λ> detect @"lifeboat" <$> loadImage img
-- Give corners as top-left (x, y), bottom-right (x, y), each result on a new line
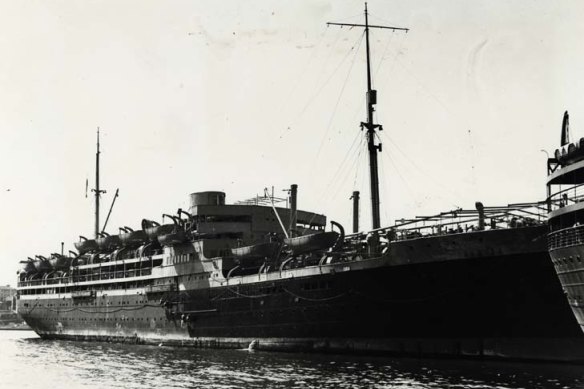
top-left (142, 219), bottom-right (176, 242)
top-left (72, 256), bottom-right (88, 266)
top-left (158, 230), bottom-right (187, 246)
top-left (33, 257), bottom-right (52, 273)
top-left (19, 259), bottom-right (37, 274)
top-left (96, 234), bottom-right (121, 251)
top-left (119, 229), bottom-right (148, 247)
top-left (231, 242), bottom-right (281, 259)
top-left (284, 231), bottom-right (340, 255)
top-left (48, 254), bottom-right (72, 270)
top-left (74, 236), bottom-right (98, 254)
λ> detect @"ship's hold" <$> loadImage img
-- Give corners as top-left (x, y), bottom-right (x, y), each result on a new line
top-left (231, 242), bottom-right (281, 259)
top-left (284, 231), bottom-right (339, 255)
top-left (74, 236), bottom-right (98, 254)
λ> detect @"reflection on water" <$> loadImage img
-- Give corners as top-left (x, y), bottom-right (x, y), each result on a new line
top-left (0, 331), bottom-right (583, 389)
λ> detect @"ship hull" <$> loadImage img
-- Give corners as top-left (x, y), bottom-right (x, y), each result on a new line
top-left (38, 334), bottom-right (584, 363)
top-left (18, 227), bottom-right (584, 362)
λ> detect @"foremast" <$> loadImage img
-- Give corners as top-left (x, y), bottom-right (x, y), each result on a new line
top-left (328, 3), bottom-right (408, 229)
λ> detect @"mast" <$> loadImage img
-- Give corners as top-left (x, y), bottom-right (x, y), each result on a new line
top-left (92, 128), bottom-right (106, 238)
top-left (328, 3), bottom-right (408, 229)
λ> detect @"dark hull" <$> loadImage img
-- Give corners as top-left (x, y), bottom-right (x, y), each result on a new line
top-left (18, 226), bottom-right (584, 362)
top-left (548, 238), bottom-right (584, 333)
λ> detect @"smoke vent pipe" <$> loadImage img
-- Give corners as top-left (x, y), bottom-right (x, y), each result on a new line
top-left (475, 201), bottom-right (485, 231)
top-left (351, 191), bottom-right (360, 233)
top-left (289, 184), bottom-right (298, 237)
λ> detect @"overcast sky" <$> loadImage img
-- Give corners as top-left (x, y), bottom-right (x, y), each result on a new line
top-left (1, 0), bottom-right (583, 286)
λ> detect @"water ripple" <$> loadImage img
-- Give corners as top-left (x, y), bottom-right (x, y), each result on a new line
top-left (0, 332), bottom-right (583, 389)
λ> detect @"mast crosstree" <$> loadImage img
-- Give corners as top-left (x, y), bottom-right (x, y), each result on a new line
top-left (328, 3), bottom-right (408, 229)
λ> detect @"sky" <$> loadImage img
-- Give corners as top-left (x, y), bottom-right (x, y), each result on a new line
top-left (0, 0), bottom-right (583, 286)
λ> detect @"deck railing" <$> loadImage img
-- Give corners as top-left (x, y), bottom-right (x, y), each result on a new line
top-left (17, 265), bottom-right (154, 288)
top-left (548, 225), bottom-right (584, 250)
top-left (346, 201), bottom-right (548, 242)
top-left (547, 183), bottom-right (584, 213)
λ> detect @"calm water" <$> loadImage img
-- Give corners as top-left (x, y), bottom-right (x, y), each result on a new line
top-left (1, 331), bottom-right (584, 389)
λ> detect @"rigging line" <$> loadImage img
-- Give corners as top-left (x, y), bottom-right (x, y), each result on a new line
top-left (313, 30), bottom-right (365, 165)
top-left (375, 135), bottom-right (391, 224)
top-left (286, 30), bottom-right (364, 133)
top-left (333, 135), bottom-right (364, 196)
top-left (335, 12), bottom-right (367, 23)
top-left (376, 32), bottom-right (407, 96)
top-left (306, 135), bottom-right (365, 227)
top-left (311, 26), bottom-right (344, 92)
top-left (273, 25), bottom-right (330, 129)
top-left (328, 136), bottom-right (368, 202)
top-left (320, 131), bottom-right (363, 197)
top-left (325, 135), bottom-right (365, 199)
top-left (360, 146), bottom-right (368, 221)
top-left (277, 27), bottom-right (342, 139)
top-left (282, 287), bottom-right (348, 302)
top-left (313, 130), bottom-right (363, 202)
top-left (467, 128), bottom-right (477, 187)
top-left (46, 304), bottom-right (161, 314)
top-left (379, 131), bottom-right (461, 208)
top-left (394, 55), bottom-right (471, 130)
top-left (375, 132), bottom-right (419, 206)
top-left (368, 13), bottom-right (405, 29)
top-left (373, 30), bottom-right (395, 79)
top-left (352, 135), bottom-right (366, 189)
top-left (225, 286), bottom-right (270, 299)
top-left (305, 134), bottom-right (364, 227)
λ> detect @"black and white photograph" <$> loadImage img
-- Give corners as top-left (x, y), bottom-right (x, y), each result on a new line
top-left (1, 1), bottom-right (584, 388)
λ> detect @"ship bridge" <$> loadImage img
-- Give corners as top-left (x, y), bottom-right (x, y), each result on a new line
top-left (188, 191), bottom-right (326, 244)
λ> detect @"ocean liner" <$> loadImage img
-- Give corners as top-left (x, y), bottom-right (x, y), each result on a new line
top-left (16, 5), bottom-right (584, 362)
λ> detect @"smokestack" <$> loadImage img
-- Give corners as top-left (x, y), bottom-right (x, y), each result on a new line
top-left (289, 184), bottom-right (298, 237)
top-left (351, 191), bottom-right (360, 233)
top-left (561, 111), bottom-right (570, 146)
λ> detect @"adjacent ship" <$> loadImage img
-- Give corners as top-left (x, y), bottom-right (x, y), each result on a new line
top-left (16, 6), bottom-right (584, 362)
top-left (548, 112), bottom-right (584, 333)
